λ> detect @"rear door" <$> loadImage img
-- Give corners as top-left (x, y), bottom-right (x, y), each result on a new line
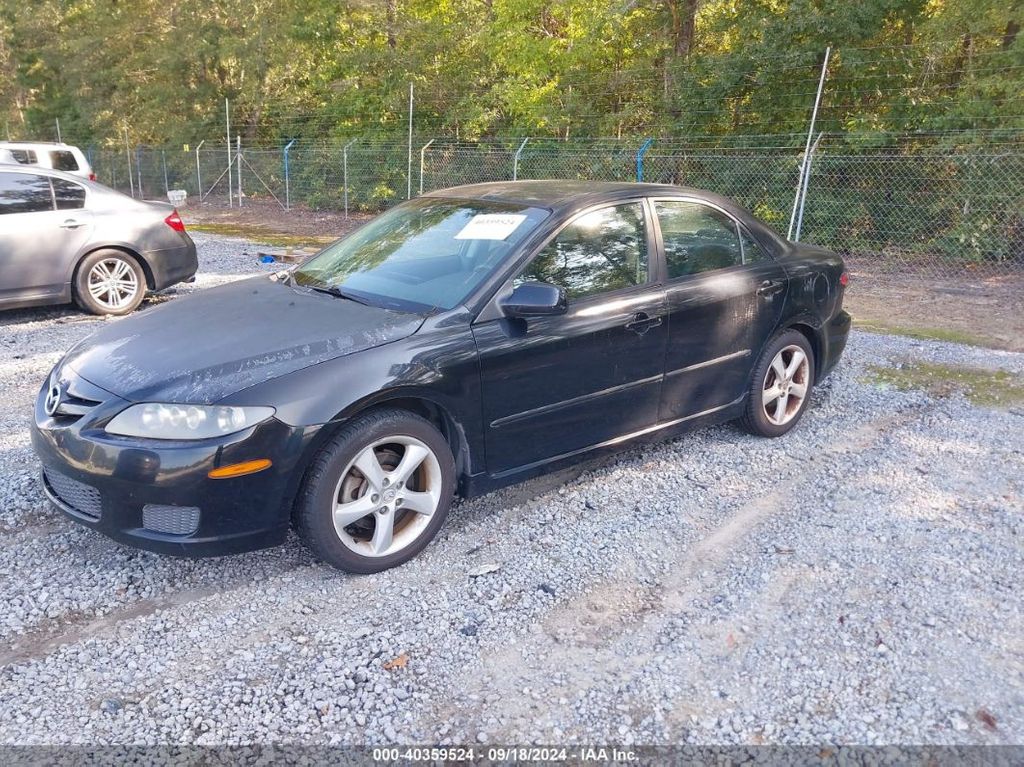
top-left (473, 200), bottom-right (668, 475)
top-left (0, 172), bottom-right (93, 303)
top-left (651, 198), bottom-right (789, 422)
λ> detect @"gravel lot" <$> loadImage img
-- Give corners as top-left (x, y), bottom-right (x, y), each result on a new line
top-left (0, 233), bottom-right (1021, 746)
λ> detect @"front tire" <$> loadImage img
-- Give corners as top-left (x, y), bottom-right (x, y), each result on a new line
top-left (296, 408), bottom-right (456, 573)
top-left (73, 250), bottom-right (147, 316)
top-left (740, 329), bottom-right (815, 438)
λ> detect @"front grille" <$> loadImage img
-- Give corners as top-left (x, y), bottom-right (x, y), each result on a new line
top-left (44, 469), bottom-right (102, 521)
top-left (143, 505), bottom-right (200, 536)
top-left (54, 390), bottom-right (102, 418)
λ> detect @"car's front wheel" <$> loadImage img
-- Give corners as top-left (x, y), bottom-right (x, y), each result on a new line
top-left (74, 250), bottom-right (147, 316)
top-left (740, 329), bottom-right (815, 438)
top-left (296, 409), bottom-right (456, 573)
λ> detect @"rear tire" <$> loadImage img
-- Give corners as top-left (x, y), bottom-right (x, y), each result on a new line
top-left (740, 329), bottom-right (815, 438)
top-left (296, 408), bottom-right (456, 573)
top-left (73, 249), bottom-right (146, 316)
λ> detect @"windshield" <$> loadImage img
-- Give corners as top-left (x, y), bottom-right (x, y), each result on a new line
top-left (294, 198), bottom-right (550, 312)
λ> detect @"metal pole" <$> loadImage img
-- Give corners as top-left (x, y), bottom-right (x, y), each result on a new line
top-left (195, 139), bottom-right (205, 201)
top-left (636, 138), bottom-right (654, 182)
top-left (236, 135), bottom-right (242, 206)
top-left (136, 147), bottom-right (144, 199)
top-left (225, 99), bottom-right (233, 207)
top-left (418, 138), bottom-right (435, 195)
top-left (283, 139), bottom-right (296, 210)
top-left (407, 82), bottom-right (414, 199)
top-left (55, 118), bottom-right (61, 143)
top-left (512, 137), bottom-right (529, 181)
top-left (788, 47), bottom-right (830, 240)
top-left (343, 138), bottom-right (357, 219)
top-left (162, 149), bottom-right (169, 196)
top-left (794, 133), bottom-right (824, 242)
top-left (124, 127), bottom-right (134, 198)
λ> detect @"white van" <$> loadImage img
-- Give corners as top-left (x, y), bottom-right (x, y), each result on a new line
top-left (0, 142), bottom-right (95, 181)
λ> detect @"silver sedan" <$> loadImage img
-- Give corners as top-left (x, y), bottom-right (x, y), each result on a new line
top-left (0, 164), bottom-right (197, 315)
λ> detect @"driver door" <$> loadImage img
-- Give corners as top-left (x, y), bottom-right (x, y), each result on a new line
top-left (472, 201), bottom-right (667, 476)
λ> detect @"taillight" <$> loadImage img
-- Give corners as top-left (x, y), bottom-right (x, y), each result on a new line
top-left (839, 271), bottom-right (849, 287)
top-left (88, 172), bottom-right (97, 181)
top-left (164, 210), bottom-right (186, 233)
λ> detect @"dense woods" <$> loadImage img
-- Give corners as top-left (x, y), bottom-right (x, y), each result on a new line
top-left (1, 0), bottom-right (1021, 148)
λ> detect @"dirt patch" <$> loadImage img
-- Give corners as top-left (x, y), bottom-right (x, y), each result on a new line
top-left (845, 267), bottom-right (1024, 352)
top-left (864, 360), bottom-right (1024, 408)
top-left (179, 198), bottom-right (372, 245)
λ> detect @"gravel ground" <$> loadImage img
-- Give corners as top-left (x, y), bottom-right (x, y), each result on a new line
top-left (0, 233), bottom-right (1021, 746)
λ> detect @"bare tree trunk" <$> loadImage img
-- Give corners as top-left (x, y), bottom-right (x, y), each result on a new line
top-left (667, 0), bottom-right (700, 58)
top-left (386, 0), bottom-right (397, 50)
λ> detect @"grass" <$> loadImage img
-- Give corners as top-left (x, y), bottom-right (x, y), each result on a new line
top-left (864, 361), bottom-right (1024, 409)
top-left (855, 320), bottom-right (993, 349)
top-left (186, 222), bottom-right (334, 249)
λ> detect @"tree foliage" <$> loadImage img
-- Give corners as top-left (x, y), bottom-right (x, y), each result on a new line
top-left (0, 0), bottom-right (1019, 147)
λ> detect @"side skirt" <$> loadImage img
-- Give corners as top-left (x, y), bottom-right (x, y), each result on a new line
top-left (460, 395), bottom-right (745, 499)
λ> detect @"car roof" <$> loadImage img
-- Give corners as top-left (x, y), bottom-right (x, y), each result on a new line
top-left (424, 179), bottom-right (745, 214)
top-left (0, 141), bottom-right (76, 149)
top-left (0, 162), bottom-right (100, 187)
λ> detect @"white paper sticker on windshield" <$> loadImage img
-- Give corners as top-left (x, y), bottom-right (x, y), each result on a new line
top-left (455, 213), bottom-right (528, 241)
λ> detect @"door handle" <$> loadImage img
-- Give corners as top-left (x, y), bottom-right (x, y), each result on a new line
top-left (756, 279), bottom-right (784, 297)
top-left (625, 311), bottom-right (663, 336)
top-left (59, 219), bottom-right (84, 229)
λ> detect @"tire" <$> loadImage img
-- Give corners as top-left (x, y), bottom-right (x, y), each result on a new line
top-left (740, 329), bottom-right (815, 438)
top-left (295, 408), bottom-right (456, 573)
top-left (73, 249), bottom-right (147, 316)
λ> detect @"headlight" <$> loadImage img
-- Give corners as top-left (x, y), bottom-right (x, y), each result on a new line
top-left (105, 404), bottom-right (275, 440)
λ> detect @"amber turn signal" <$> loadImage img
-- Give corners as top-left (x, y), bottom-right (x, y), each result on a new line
top-left (208, 459), bottom-right (272, 479)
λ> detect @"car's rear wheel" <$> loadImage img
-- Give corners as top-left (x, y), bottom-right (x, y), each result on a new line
top-left (740, 329), bottom-right (815, 438)
top-left (74, 250), bottom-right (146, 316)
top-left (296, 409), bottom-right (455, 573)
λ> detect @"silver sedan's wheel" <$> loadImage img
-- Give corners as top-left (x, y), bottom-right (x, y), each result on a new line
top-left (332, 436), bottom-right (443, 558)
top-left (87, 257), bottom-right (141, 312)
top-left (762, 344), bottom-right (810, 426)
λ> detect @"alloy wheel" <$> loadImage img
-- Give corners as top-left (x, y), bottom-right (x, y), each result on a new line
top-left (87, 258), bottom-right (140, 312)
top-left (762, 344), bottom-right (810, 426)
top-left (332, 436), bottom-right (443, 558)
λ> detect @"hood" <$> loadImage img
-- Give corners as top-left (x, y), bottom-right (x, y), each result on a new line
top-left (63, 276), bottom-right (426, 403)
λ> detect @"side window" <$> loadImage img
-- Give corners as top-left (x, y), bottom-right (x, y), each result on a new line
top-left (516, 203), bottom-right (648, 300)
top-left (49, 150), bottom-right (79, 172)
top-left (9, 149), bottom-right (38, 164)
top-left (654, 201), bottom-right (742, 278)
top-left (52, 178), bottom-right (86, 210)
top-left (0, 172), bottom-right (54, 215)
top-left (740, 229), bottom-right (770, 264)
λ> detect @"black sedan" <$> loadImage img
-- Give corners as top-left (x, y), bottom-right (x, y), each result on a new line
top-left (32, 181), bottom-right (850, 573)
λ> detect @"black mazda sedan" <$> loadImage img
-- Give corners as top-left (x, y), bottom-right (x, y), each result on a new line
top-left (32, 181), bottom-right (850, 572)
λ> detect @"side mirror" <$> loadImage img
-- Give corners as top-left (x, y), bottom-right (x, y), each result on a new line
top-left (500, 281), bottom-right (567, 318)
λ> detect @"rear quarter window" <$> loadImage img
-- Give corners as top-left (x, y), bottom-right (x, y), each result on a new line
top-left (49, 150), bottom-right (79, 172)
top-left (9, 149), bottom-right (38, 164)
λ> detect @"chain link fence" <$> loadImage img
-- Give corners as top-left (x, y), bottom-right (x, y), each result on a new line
top-left (86, 139), bottom-right (1023, 279)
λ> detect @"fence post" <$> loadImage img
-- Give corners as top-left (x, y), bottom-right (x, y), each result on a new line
top-left (419, 139), bottom-right (435, 195)
top-left (135, 147), bottom-right (144, 198)
top-left (788, 47), bottom-right (831, 240)
top-left (195, 139), bottom-right (205, 201)
top-left (236, 135), bottom-right (242, 207)
top-left (794, 133), bottom-right (824, 242)
top-left (161, 150), bottom-right (169, 196)
top-left (343, 138), bottom-right (358, 219)
top-left (407, 82), bottom-right (415, 200)
top-left (636, 138), bottom-right (654, 182)
top-left (123, 128), bottom-right (134, 198)
top-left (512, 138), bottom-right (529, 181)
top-left (283, 139), bottom-right (296, 210)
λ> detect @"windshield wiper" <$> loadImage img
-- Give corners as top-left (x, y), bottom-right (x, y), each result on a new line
top-left (308, 285), bottom-right (373, 306)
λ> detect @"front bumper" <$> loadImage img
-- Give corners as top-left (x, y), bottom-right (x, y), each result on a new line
top-left (30, 372), bottom-right (318, 557)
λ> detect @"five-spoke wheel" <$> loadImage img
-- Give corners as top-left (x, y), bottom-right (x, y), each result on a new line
top-left (741, 329), bottom-right (815, 437)
top-left (296, 409), bottom-right (455, 573)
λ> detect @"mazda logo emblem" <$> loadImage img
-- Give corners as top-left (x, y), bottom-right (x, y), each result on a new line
top-left (44, 383), bottom-right (62, 417)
